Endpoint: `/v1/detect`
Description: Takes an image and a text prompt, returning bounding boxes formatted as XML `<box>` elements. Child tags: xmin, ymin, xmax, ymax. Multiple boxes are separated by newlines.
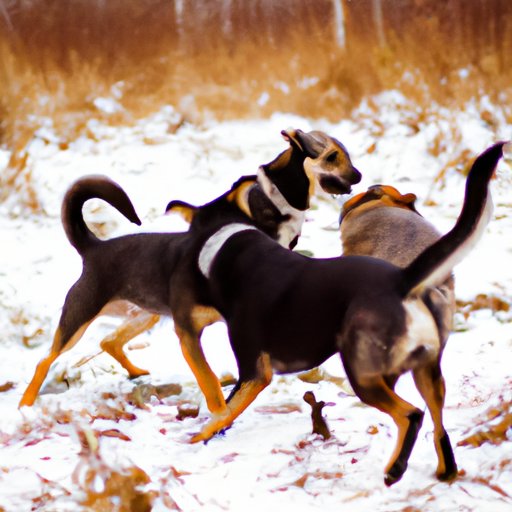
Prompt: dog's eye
<box><xmin>326</xmin><ymin>152</ymin><xmax>337</xmax><ymax>163</ymax></box>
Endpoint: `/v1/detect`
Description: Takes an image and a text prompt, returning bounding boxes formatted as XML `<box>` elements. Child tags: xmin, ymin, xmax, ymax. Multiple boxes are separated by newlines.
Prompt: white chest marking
<box><xmin>198</xmin><ymin>223</ymin><xmax>258</xmax><ymax>278</ymax></box>
<box><xmin>257</xmin><ymin>167</ymin><xmax>306</xmax><ymax>248</ymax></box>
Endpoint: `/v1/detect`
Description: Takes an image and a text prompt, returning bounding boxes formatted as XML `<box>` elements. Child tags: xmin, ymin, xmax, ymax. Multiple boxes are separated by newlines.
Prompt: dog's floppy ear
<box><xmin>165</xmin><ymin>200</ymin><xmax>198</xmax><ymax>223</ymax></box>
<box><xmin>281</xmin><ymin>128</ymin><xmax>305</xmax><ymax>152</ymax></box>
<box><xmin>375</xmin><ymin>185</ymin><xmax>418</xmax><ymax>211</ymax></box>
<box><xmin>287</xmin><ymin>129</ymin><xmax>329</xmax><ymax>158</ymax></box>
<box><xmin>226</xmin><ymin>178</ymin><xmax>256</xmax><ymax>218</ymax></box>
<box><xmin>399</xmin><ymin>192</ymin><xmax>418</xmax><ymax>210</ymax></box>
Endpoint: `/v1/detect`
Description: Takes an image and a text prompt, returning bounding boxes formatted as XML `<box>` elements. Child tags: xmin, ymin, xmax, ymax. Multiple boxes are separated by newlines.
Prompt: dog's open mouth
<box><xmin>318</xmin><ymin>174</ymin><xmax>353</xmax><ymax>195</ymax></box>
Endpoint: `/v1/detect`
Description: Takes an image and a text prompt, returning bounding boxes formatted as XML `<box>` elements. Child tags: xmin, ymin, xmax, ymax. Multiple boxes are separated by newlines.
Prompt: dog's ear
<box><xmin>226</xmin><ymin>179</ymin><xmax>255</xmax><ymax>218</ymax></box>
<box><xmin>281</xmin><ymin>128</ymin><xmax>305</xmax><ymax>152</ymax></box>
<box><xmin>165</xmin><ymin>200</ymin><xmax>198</xmax><ymax>223</ymax></box>
<box><xmin>376</xmin><ymin>185</ymin><xmax>418</xmax><ymax>210</ymax></box>
<box><xmin>400</xmin><ymin>192</ymin><xmax>417</xmax><ymax>206</ymax></box>
<box><xmin>291</xmin><ymin>130</ymin><xmax>330</xmax><ymax>158</ymax></box>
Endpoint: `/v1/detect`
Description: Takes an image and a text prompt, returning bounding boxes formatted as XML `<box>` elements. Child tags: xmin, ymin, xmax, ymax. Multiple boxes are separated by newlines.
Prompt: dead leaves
<box><xmin>176</xmin><ymin>404</ymin><xmax>200</xmax><ymax>420</ymax></box>
<box><xmin>457</xmin><ymin>293</ymin><xmax>510</xmax><ymax>318</ymax></box>
<box><xmin>73</xmin><ymin>426</ymin><xmax>154</xmax><ymax>511</ymax></box>
<box><xmin>0</xmin><ymin>381</ymin><xmax>15</xmax><ymax>393</ymax></box>
<box><xmin>125</xmin><ymin>382</ymin><xmax>182</xmax><ymax>409</ymax></box>
<box><xmin>254</xmin><ymin>403</ymin><xmax>302</xmax><ymax>415</ymax></box>
<box><xmin>458</xmin><ymin>401</ymin><xmax>512</xmax><ymax>448</ymax></box>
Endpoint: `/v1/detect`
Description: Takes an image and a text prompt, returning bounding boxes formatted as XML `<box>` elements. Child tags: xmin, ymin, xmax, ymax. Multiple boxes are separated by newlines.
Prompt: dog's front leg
<box><xmin>176</xmin><ymin>326</ymin><xmax>226</xmax><ymax>414</ymax></box>
<box><xmin>175</xmin><ymin>305</ymin><xmax>226</xmax><ymax>414</ymax></box>
<box><xmin>190</xmin><ymin>352</ymin><xmax>273</xmax><ymax>443</ymax></box>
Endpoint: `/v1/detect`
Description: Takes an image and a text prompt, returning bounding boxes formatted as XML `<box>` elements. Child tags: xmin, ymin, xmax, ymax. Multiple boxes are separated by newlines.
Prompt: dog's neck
<box><xmin>260</xmin><ymin>148</ymin><xmax>311</xmax><ymax>211</ymax></box>
<box><xmin>198</xmin><ymin>223</ymin><xmax>258</xmax><ymax>278</ymax></box>
<box><xmin>257</xmin><ymin>167</ymin><xmax>306</xmax><ymax>248</ymax></box>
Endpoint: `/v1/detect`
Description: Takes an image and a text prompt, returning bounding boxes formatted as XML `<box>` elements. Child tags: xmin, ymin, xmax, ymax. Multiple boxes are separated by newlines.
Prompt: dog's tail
<box><xmin>61</xmin><ymin>175</ymin><xmax>141</xmax><ymax>254</ymax></box>
<box><xmin>400</xmin><ymin>142</ymin><xmax>507</xmax><ymax>297</ymax></box>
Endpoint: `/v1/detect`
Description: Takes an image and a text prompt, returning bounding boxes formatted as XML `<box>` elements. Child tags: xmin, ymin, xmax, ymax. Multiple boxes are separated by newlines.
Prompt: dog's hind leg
<box><xmin>19</xmin><ymin>321</ymin><xmax>94</xmax><ymax>407</ymax></box>
<box><xmin>413</xmin><ymin>362</ymin><xmax>457</xmax><ymax>482</ymax></box>
<box><xmin>99</xmin><ymin>307</ymin><xmax>159</xmax><ymax>378</ymax></box>
<box><xmin>348</xmin><ymin>373</ymin><xmax>424</xmax><ymax>486</ymax></box>
<box><xmin>190</xmin><ymin>352</ymin><xmax>273</xmax><ymax>443</ymax></box>
<box><xmin>19</xmin><ymin>280</ymin><xmax>108</xmax><ymax>407</ymax></box>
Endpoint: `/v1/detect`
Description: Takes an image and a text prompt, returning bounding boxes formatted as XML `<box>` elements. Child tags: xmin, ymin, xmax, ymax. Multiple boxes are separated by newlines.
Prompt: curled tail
<box><xmin>61</xmin><ymin>175</ymin><xmax>141</xmax><ymax>255</ymax></box>
<box><xmin>401</xmin><ymin>142</ymin><xmax>507</xmax><ymax>296</ymax></box>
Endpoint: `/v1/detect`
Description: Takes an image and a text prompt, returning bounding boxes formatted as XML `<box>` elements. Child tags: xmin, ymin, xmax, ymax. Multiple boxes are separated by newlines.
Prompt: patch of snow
<box><xmin>0</xmin><ymin>96</ymin><xmax>511</xmax><ymax>510</ymax></box>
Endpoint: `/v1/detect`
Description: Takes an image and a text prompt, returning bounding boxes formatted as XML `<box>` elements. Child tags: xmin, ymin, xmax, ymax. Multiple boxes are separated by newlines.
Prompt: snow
<box><xmin>0</xmin><ymin>96</ymin><xmax>511</xmax><ymax>511</ymax></box>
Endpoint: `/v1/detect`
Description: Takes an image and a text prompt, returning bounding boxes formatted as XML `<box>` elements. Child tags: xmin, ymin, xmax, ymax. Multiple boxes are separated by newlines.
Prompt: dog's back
<box><xmin>342</xmin><ymin>206</ymin><xmax>441</xmax><ymax>267</ymax></box>
<box><xmin>340</xmin><ymin>186</ymin><xmax>455</xmax><ymax>346</ymax></box>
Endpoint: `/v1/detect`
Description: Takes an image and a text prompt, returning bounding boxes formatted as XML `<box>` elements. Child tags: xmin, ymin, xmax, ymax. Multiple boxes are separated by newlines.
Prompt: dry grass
<box><xmin>1</xmin><ymin>1</ymin><xmax>511</xmax><ymax>149</ymax></box>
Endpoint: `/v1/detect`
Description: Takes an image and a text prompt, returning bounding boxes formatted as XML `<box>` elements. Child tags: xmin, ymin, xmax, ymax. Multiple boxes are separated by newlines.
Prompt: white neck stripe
<box><xmin>257</xmin><ymin>167</ymin><xmax>306</xmax><ymax>248</ymax></box>
<box><xmin>198</xmin><ymin>223</ymin><xmax>258</xmax><ymax>278</ymax></box>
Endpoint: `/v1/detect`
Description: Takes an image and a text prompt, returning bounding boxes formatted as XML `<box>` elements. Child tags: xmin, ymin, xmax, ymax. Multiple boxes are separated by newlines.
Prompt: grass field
<box><xmin>1</xmin><ymin>0</ymin><xmax>512</xmax><ymax>150</ymax></box>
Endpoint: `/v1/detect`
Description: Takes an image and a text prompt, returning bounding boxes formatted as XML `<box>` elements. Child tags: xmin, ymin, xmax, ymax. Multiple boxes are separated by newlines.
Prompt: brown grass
<box><xmin>1</xmin><ymin>0</ymin><xmax>511</xmax><ymax>152</ymax></box>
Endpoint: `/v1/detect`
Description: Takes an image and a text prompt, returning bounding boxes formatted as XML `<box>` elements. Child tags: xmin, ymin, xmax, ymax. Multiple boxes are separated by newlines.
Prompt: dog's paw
<box><xmin>436</xmin><ymin>466</ymin><xmax>458</xmax><ymax>483</ymax></box>
<box><xmin>189</xmin><ymin>414</ymin><xmax>232</xmax><ymax>444</ymax></box>
<box><xmin>384</xmin><ymin>461</ymin><xmax>407</xmax><ymax>487</ymax></box>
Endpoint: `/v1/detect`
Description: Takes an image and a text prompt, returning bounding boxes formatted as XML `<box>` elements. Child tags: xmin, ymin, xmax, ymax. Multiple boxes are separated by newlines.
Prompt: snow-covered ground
<box><xmin>0</xmin><ymin>95</ymin><xmax>511</xmax><ymax>511</ymax></box>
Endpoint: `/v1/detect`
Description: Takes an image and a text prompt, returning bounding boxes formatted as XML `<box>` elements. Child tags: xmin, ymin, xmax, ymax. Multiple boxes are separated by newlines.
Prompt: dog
<box><xmin>19</xmin><ymin>128</ymin><xmax>361</xmax><ymax>409</ymax></box>
<box><xmin>165</xmin><ymin>142</ymin><xmax>505</xmax><ymax>485</ymax></box>
<box><xmin>340</xmin><ymin>184</ymin><xmax>455</xmax><ymax>353</ymax></box>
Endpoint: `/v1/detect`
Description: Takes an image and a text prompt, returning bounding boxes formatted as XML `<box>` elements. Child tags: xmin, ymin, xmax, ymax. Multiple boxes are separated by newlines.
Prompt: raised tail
<box><xmin>61</xmin><ymin>175</ymin><xmax>141</xmax><ymax>255</ymax></box>
<box><xmin>400</xmin><ymin>142</ymin><xmax>507</xmax><ymax>297</ymax></box>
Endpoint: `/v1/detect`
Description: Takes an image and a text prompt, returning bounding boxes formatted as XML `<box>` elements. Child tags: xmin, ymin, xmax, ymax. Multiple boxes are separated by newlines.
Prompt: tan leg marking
<box><xmin>176</xmin><ymin>306</ymin><xmax>225</xmax><ymax>413</ymax></box>
<box><xmin>100</xmin><ymin>311</ymin><xmax>159</xmax><ymax>378</ymax></box>
<box><xmin>19</xmin><ymin>321</ymin><xmax>92</xmax><ymax>407</ymax></box>
<box><xmin>191</xmin><ymin>352</ymin><xmax>273</xmax><ymax>443</ymax></box>
<box><xmin>413</xmin><ymin>366</ymin><xmax>457</xmax><ymax>480</ymax></box>
<box><xmin>353</xmin><ymin>375</ymin><xmax>421</xmax><ymax>476</ymax></box>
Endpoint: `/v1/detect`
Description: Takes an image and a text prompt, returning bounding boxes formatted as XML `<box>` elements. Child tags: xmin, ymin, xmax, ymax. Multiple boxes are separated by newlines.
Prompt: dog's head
<box><xmin>340</xmin><ymin>184</ymin><xmax>419</xmax><ymax>224</ymax></box>
<box><xmin>261</xmin><ymin>129</ymin><xmax>362</xmax><ymax>210</ymax></box>
<box><xmin>166</xmin><ymin>175</ymin><xmax>293</xmax><ymax>246</ymax></box>
<box><xmin>289</xmin><ymin>129</ymin><xmax>362</xmax><ymax>195</ymax></box>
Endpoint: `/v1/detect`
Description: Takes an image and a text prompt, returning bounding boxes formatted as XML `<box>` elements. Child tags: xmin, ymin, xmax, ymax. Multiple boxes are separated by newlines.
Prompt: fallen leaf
<box><xmin>0</xmin><ymin>382</ymin><xmax>15</xmax><ymax>393</ymax></box>
<box><xmin>100</xmin><ymin>429</ymin><xmax>131</xmax><ymax>441</ymax></box>
<box><xmin>220</xmin><ymin>452</ymin><xmax>239</xmax><ymax>463</ymax></box>
<box><xmin>176</xmin><ymin>404</ymin><xmax>200</xmax><ymax>420</ymax></box>
<box><xmin>255</xmin><ymin>403</ymin><xmax>302</xmax><ymax>414</ymax></box>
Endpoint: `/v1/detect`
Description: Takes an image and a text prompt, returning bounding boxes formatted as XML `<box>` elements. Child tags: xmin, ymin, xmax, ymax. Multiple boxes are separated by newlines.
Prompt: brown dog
<box><xmin>340</xmin><ymin>184</ymin><xmax>455</xmax><ymax>351</ymax></box>
<box><xmin>19</xmin><ymin>128</ymin><xmax>361</xmax><ymax>409</ymax></box>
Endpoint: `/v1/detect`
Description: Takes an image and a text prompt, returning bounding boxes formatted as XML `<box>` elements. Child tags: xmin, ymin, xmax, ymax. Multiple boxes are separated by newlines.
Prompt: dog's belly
<box><xmin>271</xmin><ymin>357</ymin><xmax>323</xmax><ymax>374</ymax></box>
<box><xmin>268</xmin><ymin>342</ymin><xmax>336</xmax><ymax>375</ymax></box>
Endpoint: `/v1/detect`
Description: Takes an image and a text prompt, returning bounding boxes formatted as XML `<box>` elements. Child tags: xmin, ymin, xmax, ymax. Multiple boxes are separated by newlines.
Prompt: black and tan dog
<box><xmin>166</xmin><ymin>143</ymin><xmax>505</xmax><ymax>485</ymax></box>
<box><xmin>19</xmin><ymin>128</ymin><xmax>361</xmax><ymax>409</ymax></box>
<box><xmin>340</xmin><ymin>184</ymin><xmax>455</xmax><ymax>349</ymax></box>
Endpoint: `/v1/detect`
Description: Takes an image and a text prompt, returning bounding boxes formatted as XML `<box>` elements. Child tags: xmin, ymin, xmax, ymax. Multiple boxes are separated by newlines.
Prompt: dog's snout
<box><xmin>351</xmin><ymin>166</ymin><xmax>362</xmax><ymax>184</ymax></box>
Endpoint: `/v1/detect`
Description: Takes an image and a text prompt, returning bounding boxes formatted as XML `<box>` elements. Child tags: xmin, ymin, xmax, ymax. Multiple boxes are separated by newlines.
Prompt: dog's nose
<box><xmin>351</xmin><ymin>166</ymin><xmax>362</xmax><ymax>184</ymax></box>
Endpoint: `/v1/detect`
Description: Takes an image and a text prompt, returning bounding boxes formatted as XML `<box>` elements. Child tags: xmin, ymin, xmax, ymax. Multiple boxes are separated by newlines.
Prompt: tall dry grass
<box><xmin>0</xmin><ymin>0</ymin><xmax>511</xmax><ymax>150</ymax></box>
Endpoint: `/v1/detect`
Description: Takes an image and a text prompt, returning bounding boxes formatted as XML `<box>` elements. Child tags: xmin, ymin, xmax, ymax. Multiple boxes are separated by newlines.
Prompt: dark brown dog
<box><xmin>19</xmin><ymin>128</ymin><xmax>361</xmax><ymax>410</ymax></box>
<box><xmin>166</xmin><ymin>143</ymin><xmax>504</xmax><ymax>485</ymax></box>
<box><xmin>340</xmin><ymin>184</ymin><xmax>455</xmax><ymax>351</ymax></box>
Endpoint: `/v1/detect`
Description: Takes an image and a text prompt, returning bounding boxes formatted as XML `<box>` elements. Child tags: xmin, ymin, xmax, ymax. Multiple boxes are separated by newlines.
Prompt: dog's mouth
<box><xmin>318</xmin><ymin>174</ymin><xmax>354</xmax><ymax>195</ymax></box>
